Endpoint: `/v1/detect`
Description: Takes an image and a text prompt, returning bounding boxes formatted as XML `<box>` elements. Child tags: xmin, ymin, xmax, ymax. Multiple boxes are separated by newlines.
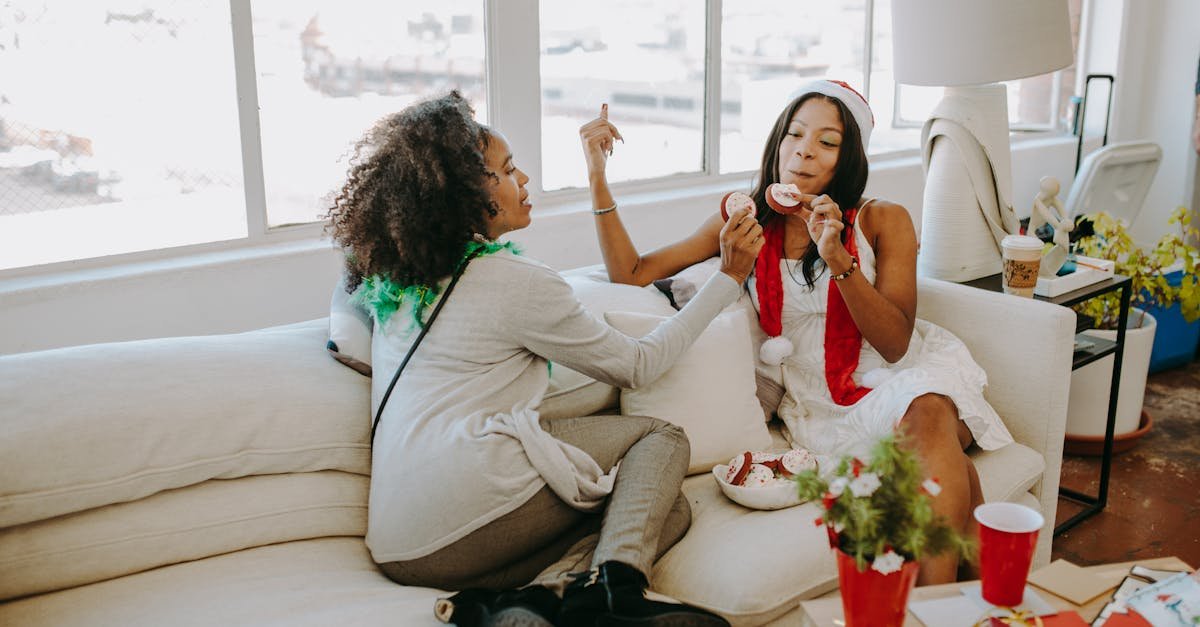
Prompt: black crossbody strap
<box><xmin>370</xmin><ymin>249</ymin><xmax>482</xmax><ymax>443</ymax></box>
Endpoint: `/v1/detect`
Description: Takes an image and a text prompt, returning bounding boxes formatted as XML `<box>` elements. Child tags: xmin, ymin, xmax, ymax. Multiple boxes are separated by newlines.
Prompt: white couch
<box><xmin>0</xmin><ymin>275</ymin><xmax>1075</xmax><ymax>626</ymax></box>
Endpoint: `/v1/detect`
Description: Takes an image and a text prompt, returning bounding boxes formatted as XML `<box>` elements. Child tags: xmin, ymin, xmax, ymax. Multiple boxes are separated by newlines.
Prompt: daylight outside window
<box><xmin>719</xmin><ymin>0</ymin><xmax>866</xmax><ymax>173</ymax></box>
<box><xmin>251</xmin><ymin>0</ymin><xmax>486</xmax><ymax>227</ymax></box>
<box><xmin>0</xmin><ymin>2</ymin><xmax>244</xmax><ymax>270</ymax></box>
<box><xmin>0</xmin><ymin>0</ymin><xmax>1085</xmax><ymax>273</ymax></box>
<box><xmin>539</xmin><ymin>0</ymin><xmax>705</xmax><ymax>191</ymax></box>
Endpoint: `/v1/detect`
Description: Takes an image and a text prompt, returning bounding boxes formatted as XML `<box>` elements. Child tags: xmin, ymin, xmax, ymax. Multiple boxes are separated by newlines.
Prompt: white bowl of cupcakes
<box><xmin>711</xmin><ymin>449</ymin><xmax>817</xmax><ymax>511</ymax></box>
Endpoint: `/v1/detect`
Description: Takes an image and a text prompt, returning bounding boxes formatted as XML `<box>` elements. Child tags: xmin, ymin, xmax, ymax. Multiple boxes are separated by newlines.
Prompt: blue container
<box><xmin>1143</xmin><ymin>270</ymin><xmax>1200</xmax><ymax>373</ymax></box>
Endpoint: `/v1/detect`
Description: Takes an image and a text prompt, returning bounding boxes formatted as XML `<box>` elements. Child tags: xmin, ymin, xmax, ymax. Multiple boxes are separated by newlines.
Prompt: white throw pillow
<box><xmin>0</xmin><ymin>322</ymin><xmax>370</xmax><ymax>529</ymax></box>
<box><xmin>328</xmin><ymin>275</ymin><xmax>373</xmax><ymax>377</ymax></box>
<box><xmin>541</xmin><ymin>271</ymin><xmax>678</xmax><ymax>420</ymax></box>
<box><xmin>603</xmin><ymin>309</ymin><xmax>771</xmax><ymax>474</ymax></box>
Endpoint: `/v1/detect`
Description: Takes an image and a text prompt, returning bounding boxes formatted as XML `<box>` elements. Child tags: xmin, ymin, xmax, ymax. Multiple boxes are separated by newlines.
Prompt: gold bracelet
<box><xmin>831</xmin><ymin>256</ymin><xmax>858</xmax><ymax>281</ymax></box>
<box><xmin>593</xmin><ymin>203</ymin><xmax>617</xmax><ymax>216</ymax></box>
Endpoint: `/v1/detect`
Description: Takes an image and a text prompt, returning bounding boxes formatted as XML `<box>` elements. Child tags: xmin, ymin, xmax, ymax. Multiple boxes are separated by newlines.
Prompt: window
<box><xmin>0</xmin><ymin>0</ymin><xmax>1082</xmax><ymax>272</ymax></box>
<box><xmin>0</xmin><ymin>2</ymin><xmax>244</xmax><ymax>270</ymax></box>
<box><xmin>539</xmin><ymin>0</ymin><xmax>705</xmax><ymax>191</ymax></box>
<box><xmin>250</xmin><ymin>1</ymin><xmax>486</xmax><ymax>227</ymax></box>
<box><xmin>719</xmin><ymin>0</ymin><xmax>867</xmax><ymax>174</ymax></box>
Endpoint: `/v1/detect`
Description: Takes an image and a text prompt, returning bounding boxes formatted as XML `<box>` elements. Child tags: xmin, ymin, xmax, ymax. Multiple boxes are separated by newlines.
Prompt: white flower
<box><xmin>922</xmin><ymin>478</ymin><xmax>943</xmax><ymax>496</ymax></box>
<box><xmin>872</xmin><ymin>550</ymin><xmax>905</xmax><ymax>575</ymax></box>
<box><xmin>828</xmin><ymin>476</ymin><xmax>850</xmax><ymax>497</ymax></box>
<box><xmin>849</xmin><ymin>472</ymin><xmax>881</xmax><ymax>497</ymax></box>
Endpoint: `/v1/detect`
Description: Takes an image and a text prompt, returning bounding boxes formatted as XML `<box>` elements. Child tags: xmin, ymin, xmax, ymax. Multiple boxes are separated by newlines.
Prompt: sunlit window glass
<box><xmin>0</xmin><ymin>2</ymin><xmax>243</xmax><ymax>270</ymax></box>
<box><xmin>252</xmin><ymin>0</ymin><xmax>486</xmax><ymax>227</ymax></box>
<box><xmin>719</xmin><ymin>0</ymin><xmax>866</xmax><ymax>173</ymax></box>
<box><xmin>540</xmin><ymin>0</ymin><xmax>705</xmax><ymax>191</ymax></box>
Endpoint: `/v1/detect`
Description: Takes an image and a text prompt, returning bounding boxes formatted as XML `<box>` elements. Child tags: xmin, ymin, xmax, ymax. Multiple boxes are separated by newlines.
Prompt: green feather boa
<box><xmin>352</xmin><ymin>239</ymin><xmax>521</xmax><ymax>329</ymax></box>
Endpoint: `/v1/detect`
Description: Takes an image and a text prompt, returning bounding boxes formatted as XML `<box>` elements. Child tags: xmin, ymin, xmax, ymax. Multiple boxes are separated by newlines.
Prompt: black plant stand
<box><xmin>963</xmin><ymin>273</ymin><xmax>1133</xmax><ymax>535</ymax></box>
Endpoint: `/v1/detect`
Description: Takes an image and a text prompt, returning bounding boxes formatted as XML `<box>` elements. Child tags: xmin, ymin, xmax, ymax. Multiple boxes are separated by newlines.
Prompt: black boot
<box><xmin>434</xmin><ymin>585</ymin><xmax>560</xmax><ymax>627</ymax></box>
<box><xmin>558</xmin><ymin>561</ymin><xmax>729</xmax><ymax>627</ymax></box>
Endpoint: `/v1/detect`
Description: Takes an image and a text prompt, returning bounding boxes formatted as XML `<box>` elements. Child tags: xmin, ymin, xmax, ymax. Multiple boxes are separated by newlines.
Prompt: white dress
<box><xmin>748</xmin><ymin>209</ymin><xmax>1014</xmax><ymax>461</ymax></box>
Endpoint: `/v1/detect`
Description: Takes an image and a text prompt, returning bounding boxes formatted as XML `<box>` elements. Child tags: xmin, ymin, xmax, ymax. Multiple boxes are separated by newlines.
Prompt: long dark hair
<box><xmin>326</xmin><ymin>91</ymin><xmax>497</xmax><ymax>291</ymax></box>
<box><xmin>750</xmin><ymin>92</ymin><xmax>869</xmax><ymax>286</ymax></box>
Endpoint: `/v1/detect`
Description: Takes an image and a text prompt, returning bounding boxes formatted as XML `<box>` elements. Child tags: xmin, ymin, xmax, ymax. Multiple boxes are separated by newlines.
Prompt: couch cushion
<box><xmin>605</xmin><ymin>309</ymin><xmax>772</xmax><ymax>475</ymax></box>
<box><xmin>540</xmin><ymin>270</ymin><xmax>678</xmax><ymax>420</ymax></box>
<box><xmin>328</xmin><ymin>275</ymin><xmax>374</xmax><ymax>377</ymax></box>
<box><xmin>0</xmin><ymin>471</ymin><xmax>368</xmax><ymax>601</ymax></box>
<box><xmin>971</xmin><ymin>442</ymin><xmax>1046</xmax><ymax>503</ymax></box>
<box><xmin>653</xmin><ymin>473</ymin><xmax>837</xmax><ymax>625</ymax></box>
<box><xmin>0</xmin><ymin>537</ymin><xmax>442</xmax><ymax>627</ymax></box>
<box><xmin>0</xmin><ymin>323</ymin><xmax>370</xmax><ymax>528</ymax></box>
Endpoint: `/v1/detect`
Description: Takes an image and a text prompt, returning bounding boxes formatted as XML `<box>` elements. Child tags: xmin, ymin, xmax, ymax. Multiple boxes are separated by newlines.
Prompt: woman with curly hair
<box><xmin>326</xmin><ymin>91</ymin><xmax>761</xmax><ymax>627</ymax></box>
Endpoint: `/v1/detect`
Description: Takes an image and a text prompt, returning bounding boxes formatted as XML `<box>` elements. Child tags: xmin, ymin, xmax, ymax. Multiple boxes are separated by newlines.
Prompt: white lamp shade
<box><xmin>891</xmin><ymin>0</ymin><xmax>1073</xmax><ymax>86</ymax></box>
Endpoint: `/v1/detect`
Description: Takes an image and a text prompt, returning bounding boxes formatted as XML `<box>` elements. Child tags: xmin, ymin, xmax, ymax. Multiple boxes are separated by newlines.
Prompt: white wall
<box><xmin>0</xmin><ymin>137</ymin><xmax>1086</xmax><ymax>356</ymax></box>
<box><xmin>1104</xmin><ymin>0</ymin><xmax>1199</xmax><ymax>247</ymax></box>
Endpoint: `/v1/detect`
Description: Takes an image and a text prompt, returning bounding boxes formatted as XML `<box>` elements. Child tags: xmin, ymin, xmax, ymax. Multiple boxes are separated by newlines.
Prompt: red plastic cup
<box><xmin>974</xmin><ymin>503</ymin><xmax>1044</xmax><ymax>607</ymax></box>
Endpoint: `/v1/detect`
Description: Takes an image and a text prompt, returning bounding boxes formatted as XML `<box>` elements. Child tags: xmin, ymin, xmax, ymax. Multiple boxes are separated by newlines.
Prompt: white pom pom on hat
<box><xmin>759</xmin><ymin>336</ymin><xmax>794</xmax><ymax>366</ymax></box>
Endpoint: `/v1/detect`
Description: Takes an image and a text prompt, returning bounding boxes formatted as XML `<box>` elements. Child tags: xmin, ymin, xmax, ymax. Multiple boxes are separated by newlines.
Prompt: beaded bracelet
<box><xmin>593</xmin><ymin>203</ymin><xmax>617</xmax><ymax>216</ymax></box>
<box><xmin>831</xmin><ymin>256</ymin><xmax>859</xmax><ymax>281</ymax></box>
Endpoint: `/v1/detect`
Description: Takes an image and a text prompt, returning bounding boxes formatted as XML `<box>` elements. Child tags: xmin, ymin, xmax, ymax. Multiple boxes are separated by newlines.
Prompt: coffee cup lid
<box><xmin>1001</xmin><ymin>234</ymin><xmax>1044</xmax><ymax>251</ymax></box>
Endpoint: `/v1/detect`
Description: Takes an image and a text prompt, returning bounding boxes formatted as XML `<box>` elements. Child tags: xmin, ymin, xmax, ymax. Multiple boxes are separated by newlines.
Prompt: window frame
<box><xmin>0</xmin><ymin>0</ymin><xmax>1079</xmax><ymax>279</ymax></box>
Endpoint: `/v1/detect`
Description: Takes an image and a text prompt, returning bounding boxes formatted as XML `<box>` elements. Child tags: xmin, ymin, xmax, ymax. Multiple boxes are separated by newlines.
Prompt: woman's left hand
<box><xmin>806</xmin><ymin>195</ymin><xmax>846</xmax><ymax>261</ymax></box>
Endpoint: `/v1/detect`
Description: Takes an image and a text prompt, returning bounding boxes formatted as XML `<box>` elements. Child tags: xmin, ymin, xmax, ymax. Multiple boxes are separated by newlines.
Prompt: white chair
<box><xmin>1064</xmin><ymin>141</ymin><xmax>1162</xmax><ymax>223</ymax></box>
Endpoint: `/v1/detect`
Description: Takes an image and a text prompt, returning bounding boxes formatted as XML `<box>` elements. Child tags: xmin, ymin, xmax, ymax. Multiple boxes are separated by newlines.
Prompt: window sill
<box><xmin>0</xmin><ymin>236</ymin><xmax>336</xmax><ymax>304</ymax></box>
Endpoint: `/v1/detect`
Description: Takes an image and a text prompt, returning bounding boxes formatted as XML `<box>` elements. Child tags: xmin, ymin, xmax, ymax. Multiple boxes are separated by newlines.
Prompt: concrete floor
<box><xmin>1052</xmin><ymin>358</ymin><xmax>1200</xmax><ymax>568</ymax></box>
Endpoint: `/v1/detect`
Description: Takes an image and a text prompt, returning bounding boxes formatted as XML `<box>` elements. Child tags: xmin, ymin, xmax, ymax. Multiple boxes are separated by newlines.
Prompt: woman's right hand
<box><xmin>578</xmin><ymin>104</ymin><xmax>624</xmax><ymax>181</ymax></box>
<box><xmin>718</xmin><ymin>207</ymin><xmax>764</xmax><ymax>284</ymax></box>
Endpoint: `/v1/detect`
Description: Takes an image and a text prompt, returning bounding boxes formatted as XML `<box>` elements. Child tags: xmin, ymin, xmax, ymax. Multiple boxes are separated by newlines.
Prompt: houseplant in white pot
<box><xmin>1066</xmin><ymin>206</ymin><xmax>1199</xmax><ymax>453</ymax></box>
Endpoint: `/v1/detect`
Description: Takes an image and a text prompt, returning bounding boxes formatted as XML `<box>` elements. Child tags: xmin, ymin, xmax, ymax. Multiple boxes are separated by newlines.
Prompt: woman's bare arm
<box><xmin>820</xmin><ymin>201</ymin><xmax>918</xmax><ymax>363</ymax></box>
<box><xmin>581</xmin><ymin>105</ymin><xmax>723</xmax><ymax>286</ymax></box>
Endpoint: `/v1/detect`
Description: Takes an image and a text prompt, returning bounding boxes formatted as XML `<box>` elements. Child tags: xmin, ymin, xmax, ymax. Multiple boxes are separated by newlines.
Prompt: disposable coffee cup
<box><xmin>974</xmin><ymin>503</ymin><xmax>1044</xmax><ymax>607</ymax></box>
<box><xmin>1000</xmin><ymin>235</ymin><xmax>1044</xmax><ymax>297</ymax></box>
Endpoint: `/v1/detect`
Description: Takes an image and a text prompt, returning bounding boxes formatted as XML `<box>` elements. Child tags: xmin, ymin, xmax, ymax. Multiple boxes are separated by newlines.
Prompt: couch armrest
<box><xmin>915</xmin><ymin>278</ymin><xmax>1074</xmax><ymax>566</ymax></box>
<box><xmin>0</xmin><ymin>319</ymin><xmax>370</xmax><ymax>528</ymax></box>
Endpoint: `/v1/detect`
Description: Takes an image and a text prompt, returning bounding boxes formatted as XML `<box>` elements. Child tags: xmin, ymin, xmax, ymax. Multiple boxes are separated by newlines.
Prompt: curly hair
<box><xmin>326</xmin><ymin>90</ymin><xmax>498</xmax><ymax>291</ymax></box>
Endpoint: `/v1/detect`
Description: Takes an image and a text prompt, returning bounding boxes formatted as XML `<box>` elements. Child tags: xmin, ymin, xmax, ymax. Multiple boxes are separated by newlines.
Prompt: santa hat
<box><xmin>788</xmin><ymin>79</ymin><xmax>874</xmax><ymax>153</ymax></box>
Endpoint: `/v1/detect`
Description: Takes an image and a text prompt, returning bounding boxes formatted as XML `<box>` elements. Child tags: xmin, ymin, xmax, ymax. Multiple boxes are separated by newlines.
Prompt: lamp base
<box><xmin>917</xmin><ymin>84</ymin><xmax>1018</xmax><ymax>283</ymax></box>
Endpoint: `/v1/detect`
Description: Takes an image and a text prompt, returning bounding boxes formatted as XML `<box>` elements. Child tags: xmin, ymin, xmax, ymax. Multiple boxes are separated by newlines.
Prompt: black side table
<box><xmin>963</xmin><ymin>273</ymin><xmax>1133</xmax><ymax>535</ymax></box>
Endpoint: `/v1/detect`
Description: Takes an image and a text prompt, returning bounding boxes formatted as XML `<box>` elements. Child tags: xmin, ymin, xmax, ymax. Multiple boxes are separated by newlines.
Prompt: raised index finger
<box><xmin>600</xmin><ymin>103</ymin><xmax>608</xmax><ymax>121</ymax></box>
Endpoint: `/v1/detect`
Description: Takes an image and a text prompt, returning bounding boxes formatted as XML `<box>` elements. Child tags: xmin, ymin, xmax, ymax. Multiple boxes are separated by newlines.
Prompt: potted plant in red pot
<box><xmin>794</xmin><ymin>436</ymin><xmax>972</xmax><ymax>627</ymax></box>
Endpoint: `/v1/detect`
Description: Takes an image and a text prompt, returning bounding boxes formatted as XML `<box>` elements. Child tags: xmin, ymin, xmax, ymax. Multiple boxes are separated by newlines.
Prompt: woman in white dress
<box><xmin>579</xmin><ymin>80</ymin><xmax>1013</xmax><ymax>585</ymax></box>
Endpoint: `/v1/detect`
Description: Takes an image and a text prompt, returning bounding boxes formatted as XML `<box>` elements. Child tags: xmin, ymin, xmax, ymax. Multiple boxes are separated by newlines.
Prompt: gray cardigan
<box><xmin>365</xmin><ymin>251</ymin><xmax>741</xmax><ymax>562</ymax></box>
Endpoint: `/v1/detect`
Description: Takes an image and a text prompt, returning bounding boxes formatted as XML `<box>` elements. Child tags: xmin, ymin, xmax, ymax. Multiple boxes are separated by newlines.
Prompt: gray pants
<box><xmin>378</xmin><ymin>414</ymin><xmax>692</xmax><ymax>592</ymax></box>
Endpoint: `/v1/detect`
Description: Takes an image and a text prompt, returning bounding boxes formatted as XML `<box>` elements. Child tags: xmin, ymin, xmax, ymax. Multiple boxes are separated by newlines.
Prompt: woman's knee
<box><xmin>634</xmin><ymin>416</ymin><xmax>690</xmax><ymax>452</ymax></box>
<box><xmin>899</xmin><ymin>394</ymin><xmax>959</xmax><ymax>441</ymax></box>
